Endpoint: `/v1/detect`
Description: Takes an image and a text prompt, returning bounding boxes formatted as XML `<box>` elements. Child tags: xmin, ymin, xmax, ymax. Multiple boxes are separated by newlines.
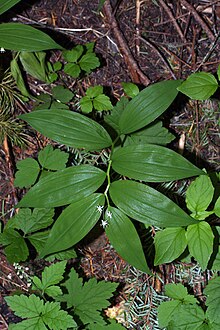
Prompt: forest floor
<box><xmin>0</xmin><ymin>0</ymin><xmax>220</xmax><ymax>329</ymax></box>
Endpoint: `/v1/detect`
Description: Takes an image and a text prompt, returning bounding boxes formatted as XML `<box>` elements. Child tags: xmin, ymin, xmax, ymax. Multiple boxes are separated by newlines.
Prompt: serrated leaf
<box><xmin>5</xmin><ymin>294</ymin><xmax>44</xmax><ymax>319</ymax></box>
<box><xmin>42</xmin><ymin>301</ymin><xmax>77</xmax><ymax>329</ymax></box>
<box><xmin>10</xmin><ymin>59</ymin><xmax>30</xmax><ymax>97</ymax></box>
<box><xmin>124</xmin><ymin>121</ymin><xmax>175</xmax><ymax>146</ymax></box>
<box><xmin>186</xmin><ymin>221</ymin><xmax>214</xmax><ymax>269</ymax></box>
<box><xmin>211</xmin><ymin>247</ymin><xmax>220</xmax><ymax>271</ymax></box>
<box><xmin>119</xmin><ymin>80</ymin><xmax>181</xmax><ymax>134</ymax></box>
<box><xmin>109</xmin><ymin>180</ymin><xmax>197</xmax><ymax>227</ymax></box>
<box><xmin>104</xmin><ymin>96</ymin><xmax>129</xmax><ymax>134</ymax></box>
<box><xmin>204</xmin><ymin>277</ymin><xmax>220</xmax><ymax>324</ymax></box>
<box><xmin>79</xmin><ymin>52</ymin><xmax>100</xmax><ymax>72</ymax></box>
<box><xmin>38</xmin><ymin>145</ymin><xmax>68</xmax><ymax>170</ymax></box>
<box><xmin>45</xmin><ymin>248</ymin><xmax>77</xmax><ymax>262</ymax></box>
<box><xmin>28</xmin><ymin>231</ymin><xmax>49</xmax><ymax>253</ymax></box>
<box><xmin>40</xmin><ymin>194</ymin><xmax>105</xmax><ymax>257</ymax></box>
<box><xmin>41</xmin><ymin>261</ymin><xmax>67</xmax><ymax>288</ymax></box>
<box><xmin>8</xmin><ymin>318</ymin><xmax>47</xmax><ymax>329</ymax></box>
<box><xmin>12</xmin><ymin>208</ymin><xmax>54</xmax><ymax>234</ymax></box>
<box><xmin>17</xmin><ymin>165</ymin><xmax>106</xmax><ymax>208</ymax></box>
<box><xmin>121</xmin><ymin>82</ymin><xmax>139</xmax><ymax>98</ymax></box>
<box><xmin>14</xmin><ymin>158</ymin><xmax>40</xmax><ymax>188</ymax></box>
<box><xmin>165</xmin><ymin>283</ymin><xmax>197</xmax><ymax>304</ymax></box>
<box><xmin>20</xmin><ymin>109</ymin><xmax>112</xmax><ymax>151</ymax></box>
<box><xmin>44</xmin><ymin>286</ymin><xmax>62</xmax><ymax>297</ymax></box>
<box><xmin>112</xmin><ymin>144</ymin><xmax>203</xmax><ymax>182</ymax></box>
<box><xmin>93</xmin><ymin>94</ymin><xmax>113</xmax><ymax>111</ymax></box>
<box><xmin>186</xmin><ymin>175</ymin><xmax>214</xmax><ymax>215</ymax></box>
<box><xmin>61</xmin><ymin>268</ymin><xmax>118</xmax><ymax>325</ymax></box>
<box><xmin>105</xmin><ymin>207</ymin><xmax>150</xmax><ymax>273</ymax></box>
<box><xmin>177</xmin><ymin>72</ymin><xmax>218</xmax><ymax>100</ymax></box>
<box><xmin>86</xmin><ymin>85</ymin><xmax>103</xmax><ymax>98</ymax></box>
<box><xmin>52</xmin><ymin>86</ymin><xmax>74</xmax><ymax>103</ymax></box>
<box><xmin>64</xmin><ymin>63</ymin><xmax>81</xmax><ymax>77</ymax></box>
<box><xmin>88</xmin><ymin>321</ymin><xmax>126</xmax><ymax>329</ymax></box>
<box><xmin>0</xmin><ymin>0</ymin><xmax>21</xmax><ymax>15</ymax></box>
<box><xmin>214</xmin><ymin>196</ymin><xmax>220</xmax><ymax>217</ymax></box>
<box><xmin>154</xmin><ymin>227</ymin><xmax>187</xmax><ymax>265</ymax></box>
<box><xmin>62</xmin><ymin>45</ymin><xmax>84</xmax><ymax>62</ymax></box>
<box><xmin>171</xmin><ymin>304</ymin><xmax>206</xmax><ymax>329</ymax></box>
<box><xmin>80</xmin><ymin>96</ymin><xmax>93</xmax><ymax>113</ymax></box>
<box><xmin>158</xmin><ymin>300</ymin><xmax>181</xmax><ymax>328</ymax></box>
<box><xmin>0</xmin><ymin>229</ymin><xmax>29</xmax><ymax>263</ymax></box>
<box><xmin>0</xmin><ymin>23</ymin><xmax>63</xmax><ymax>51</ymax></box>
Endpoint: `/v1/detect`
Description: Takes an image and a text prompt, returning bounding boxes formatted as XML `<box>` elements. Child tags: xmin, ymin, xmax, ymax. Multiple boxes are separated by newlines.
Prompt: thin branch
<box><xmin>103</xmin><ymin>0</ymin><xmax>150</xmax><ymax>85</ymax></box>
<box><xmin>180</xmin><ymin>0</ymin><xmax>215</xmax><ymax>41</ymax></box>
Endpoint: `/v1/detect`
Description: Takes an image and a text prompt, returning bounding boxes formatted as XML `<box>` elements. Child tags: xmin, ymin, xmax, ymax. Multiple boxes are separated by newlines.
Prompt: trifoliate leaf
<box><xmin>62</xmin><ymin>45</ymin><xmax>83</xmax><ymax>62</ymax></box>
<box><xmin>177</xmin><ymin>72</ymin><xmax>218</xmax><ymax>100</ymax></box>
<box><xmin>79</xmin><ymin>52</ymin><xmax>100</xmax><ymax>72</ymax></box>
<box><xmin>60</xmin><ymin>268</ymin><xmax>118</xmax><ymax>325</ymax></box>
<box><xmin>28</xmin><ymin>230</ymin><xmax>49</xmax><ymax>253</ymax></box>
<box><xmin>5</xmin><ymin>294</ymin><xmax>44</xmax><ymax>319</ymax></box>
<box><xmin>64</xmin><ymin>63</ymin><xmax>80</xmax><ymax>78</ymax></box>
<box><xmin>42</xmin><ymin>301</ymin><xmax>77</xmax><ymax>329</ymax></box>
<box><xmin>121</xmin><ymin>82</ymin><xmax>139</xmax><ymax>98</ymax></box>
<box><xmin>10</xmin><ymin>208</ymin><xmax>54</xmax><ymax>234</ymax></box>
<box><xmin>186</xmin><ymin>221</ymin><xmax>214</xmax><ymax>269</ymax></box>
<box><xmin>0</xmin><ymin>229</ymin><xmax>28</xmax><ymax>263</ymax></box>
<box><xmin>38</xmin><ymin>145</ymin><xmax>68</xmax><ymax>170</ymax></box>
<box><xmin>154</xmin><ymin>227</ymin><xmax>187</xmax><ymax>265</ymax></box>
<box><xmin>165</xmin><ymin>283</ymin><xmax>197</xmax><ymax>304</ymax></box>
<box><xmin>93</xmin><ymin>94</ymin><xmax>113</xmax><ymax>111</ymax></box>
<box><xmin>158</xmin><ymin>300</ymin><xmax>181</xmax><ymax>328</ymax></box>
<box><xmin>204</xmin><ymin>277</ymin><xmax>220</xmax><ymax>324</ymax></box>
<box><xmin>14</xmin><ymin>158</ymin><xmax>40</xmax><ymax>188</ymax></box>
<box><xmin>52</xmin><ymin>86</ymin><xmax>74</xmax><ymax>103</ymax></box>
<box><xmin>186</xmin><ymin>175</ymin><xmax>214</xmax><ymax>216</ymax></box>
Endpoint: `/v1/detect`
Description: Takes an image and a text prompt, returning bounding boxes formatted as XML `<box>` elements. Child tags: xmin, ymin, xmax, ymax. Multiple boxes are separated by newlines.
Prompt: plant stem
<box><xmin>104</xmin><ymin>159</ymin><xmax>112</xmax><ymax>207</ymax></box>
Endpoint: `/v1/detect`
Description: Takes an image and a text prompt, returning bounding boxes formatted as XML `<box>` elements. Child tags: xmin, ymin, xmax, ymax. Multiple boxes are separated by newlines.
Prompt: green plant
<box><xmin>80</xmin><ymin>85</ymin><xmax>113</xmax><ymax>113</ymax></box>
<box><xmin>158</xmin><ymin>279</ymin><xmax>220</xmax><ymax>329</ymax></box>
<box><xmin>5</xmin><ymin>261</ymin><xmax>125</xmax><ymax>329</ymax></box>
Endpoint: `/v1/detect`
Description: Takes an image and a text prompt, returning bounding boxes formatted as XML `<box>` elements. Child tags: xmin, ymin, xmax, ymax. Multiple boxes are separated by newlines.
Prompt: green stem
<box><xmin>104</xmin><ymin>159</ymin><xmax>112</xmax><ymax>207</ymax></box>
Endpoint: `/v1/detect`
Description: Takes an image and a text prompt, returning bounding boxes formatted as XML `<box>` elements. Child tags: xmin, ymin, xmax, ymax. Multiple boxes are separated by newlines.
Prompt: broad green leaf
<box><xmin>186</xmin><ymin>175</ymin><xmax>214</xmax><ymax>215</ymax></box>
<box><xmin>214</xmin><ymin>196</ymin><xmax>220</xmax><ymax>217</ymax></box>
<box><xmin>11</xmin><ymin>208</ymin><xmax>54</xmax><ymax>234</ymax></box>
<box><xmin>154</xmin><ymin>227</ymin><xmax>187</xmax><ymax>265</ymax></box>
<box><xmin>0</xmin><ymin>229</ymin><xmax>28</xmax><ymax>263</ymax></box>
<box><xmin>38</xmin><ymin>145</ymin><xmax>68</xmax><ymax>170</ymax></box>
<box><xmin>158</xmin><ymin>300</ymin><xmax>181</xmax><ymax>328</ymax></box>
<box><xmin>10</xmin><ymin>59</ymin><xmax>30</xmax><ymax>97</ymax></box>
<box><xmin>8</xmin><ymin>317</ymin><xmax>47</xmax><ymax>329</ymax></box>
<box><xmin>60</xmin><ymin>268</ymin><xmax>118</xmax><ymax>325</ymax></box>
<box><xmin>42</xmin><ymin>301</ymin><xmax>77</xmax><ymax>329</ymax></box>
<box><xmin>40</xmin><ymin>194</ymin><xmax>105</xmax><ymax>257</ymax></box>
<box><xmin>112</xmin><ymin>144</ymin><xmax>203</xmax><ymax>182</ymax></box>
<box><xmin>119</xmin><ymin>80</ymin><xmax>181</xmax><ymax>134</ymax></box>
<box><xmin>62</xmin><ymin>46</ymin><xmax>83</xmax><ymax>62</ymax></box>
<box><xmin>177</xmin><ymin>72</ymin><xmax>218</xmax><ymax>100</ymax></box>
<box><xmin>88</xmin><ymin>321</ymin><xmax>126</xmax><ymax>329</ymax></box>
<box><xmin>45</xmin><ymin>248</ymin><xmax>77</xmax><ymax>262</ymax></box>
<box><xmin>52</xmin><ymin>86</ymin><xmax>74</xmax><ymax>103</ymax></box>
<box><xmin>0</xmin><ymin>0</ymin><xmax>21</xmax><ymax>15</ymax></box>
<box><xmin>28</xmin><ymin>231</ymin><xmax>49</xmax><ymax>253</ymax></box>
<box><xmin>121</xmin><ymin>82</ymin><xmax>139</xmax><ymax>98</ymax></box>
<box><xmin>109</xmin><ymin>180</ymin><xmax>197</xmax><ymax>227</ymax></box>
<box><xmin>186</xmin><ymin>221</ymin><xmax>214</xmax><ymax>269</ymax></box>
<box><xmin>17</xmin><ymin>165</ymin><xmax>106</xmax><ymax>208</ymax></box>
<box><xmin>86</xmin><ymin>85</ymin><xmax>103</xmax><ymax>98</ymax></box>
<box><xmin>80</xmin><ymin>96</ymin><xmax>93</xmax><ymax>113</ymax></box>
<box><xmin>93</xmin><ymin>94</ymin><xmax>113</xmax><ymax>111</ymax></box>
<box><xmin>105</xmin><ymin>207</ymin><xmax>150</xmax><ymax>273</ymax></box>
<box><xmin>79</xmin><ymin>52</ymin><xmax>100</xmax><ymax>72</ymax></box>
<box><xmin>64</xmin><ymin>63</ymin><xmax>80</xmax><ymax>77</ymax></box>
<box><xmin>204</xmin><ymin>277</ymin><xmax>220</xmax><ymax>324</ymax></box>
<box><xmin>124</xmin><ymin>121</ymin><xmax>175</xmax><ymax>146</ymax></box>
<box><xmin>0</xmin><ymin>23</ymin><xmax>63</xmax><ymax>51</ymax></box>
<box><xmin>104</xmin><ymin>97</ymin><xmax>129</xmax><ymax>134</ymax></box>
<box><xmin>171</xmin><ymin>304</ymin><xmax>206</xmax><ymax>329</ymax></box>
<box><xmin>20</xmin><ymin>109</ymin><xmax>112</xmax><ymax>151</ymax></box>
<box><xmin>165</xmin><ymin>283</ymin><xmax>197</xmax><ymax>304</ymax></box>
<box><xmin>211</xmin><ymin>247</ymin><xmax>220</xmax><ymax>271</ymax></box>
<box><xmin>19</xmin><ymin>51</ymin><xmax>47</xmax><ymax>81</ymax></box>
<box><xmin>14</xmin><ymin>158</ymin><xmax>40</xmax><ymax>188</ymax></box>
<box><xmin>5</xmin><ymin>294</ymin><xmax>44</xmax><ymax>319</ymax></box>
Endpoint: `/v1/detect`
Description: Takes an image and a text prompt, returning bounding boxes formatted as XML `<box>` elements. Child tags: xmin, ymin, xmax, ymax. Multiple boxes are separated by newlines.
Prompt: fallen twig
<box><xmin>103</xmin><ymin>0</ymin><xmax>150</xmax><ymax>85</ymax></box>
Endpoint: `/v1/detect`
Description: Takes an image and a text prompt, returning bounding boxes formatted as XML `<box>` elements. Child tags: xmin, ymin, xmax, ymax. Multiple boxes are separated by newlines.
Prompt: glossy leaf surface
<box><xmin>20</xmin><ymin>109</ymin><xmax>112</xmax><ymax>151</ymax></box>
<box><xmin>119</xmin><ymin>80</ymin><xmax>181</xmax><ymax>134</ymax></box>
<box><xmin>154</xmin><ymin>227</ymin><xmax>187</xmax><ymax>265</ymax></box>
<box><xmin>109</xmin><ymin>180</ymin><xmax>196</xmax><ymax>227</ymax></box>
<box><xmin>0</xmin><ymin>23</ymin><xmax>63</xmax><ymax>51</ymax></box>
<box><xmin>0</xmin><ymin>0</ymin><xmax>21</xmax><ymax>15</ymax></box>
<box><xmin>112</xmin><ymin>144</ymin><xmax>203</xmax><ymax>182</ymax></box>
<box><xmin>40</xmin><ymin>194</ymin><xmax>105</xmax><ymax>257</ymax></box>
<box><xmin>18</xmin><ymin>165</ymin><xmax>106</xmax><ymax>208</ymax></box>
<box><xmin>105</xmin><ymin>207</ymin><xmax>150</xmax><ymax>273</ymax></box>
<box><xmin>186</xmin><ymin>221</ymin><xmax>214</xmax><ymax>269</ymax></box>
